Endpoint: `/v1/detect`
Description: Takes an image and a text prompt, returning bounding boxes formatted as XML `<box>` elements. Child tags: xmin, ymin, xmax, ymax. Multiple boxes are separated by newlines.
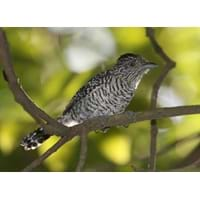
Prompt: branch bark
<box><xmin>75</xmin><ymin>133</ymin><xmax>88</xmax><ymax>172</ymax></box>
<box><xmin>22</xmin><ymin>106</ymin><xmax>200</xmax><ymax>171</ymax></box>
<box><xmin>173</xmin><ymin>142</ymin><xmax>200</xmax><ymax>171</ymax></box>
<box><xmin>146</xmin><ymin>27</ymin><xmax>176</xmax><ymax>171</ymax></box>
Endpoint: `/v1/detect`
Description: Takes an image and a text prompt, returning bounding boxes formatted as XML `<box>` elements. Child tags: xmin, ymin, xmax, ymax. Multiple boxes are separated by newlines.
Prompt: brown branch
<box><xmin>173</xmin><ymin>158</ymin><xmax>200</xmax><ymax>171</ymax></box>
<box><xmin>137</xmin><ymin>132</ymin><xmax>200</xmax><ymax>161</ymax></box>
<box><xmin>158</xmin><ymin>132</ymin><xmax>200</xmax><ymax>157</ymax></box>
<box><xmin>75</xmin><ymin>133</ymin><xmax>88</xmax><ymax>172</ymax></box>
<box><xmin>172</xmin><ymin>142</ymin><xmax>200</xmax><ymax>171</ymax></box>
<box><xmin>170</xmin><ymin>145</ymin><xmax>200</xmax><ymax>171</ymax></box>
<box><xmin>0</xmin><ymin>28</ymin><xmax>69</xmax><ymax>136</ymax></box>
<box><xmin>22</xmin><ymin>105</ymin><xmax>200</xmax><ymax>171</ymax></box>
<box><xmin>146</xmin><ymin>27</ymin><xmax>176</xmax><ymax>171</ymax></box>
<box><xmin>173</xmin><ymin>159</ymin><xmax>200</xmax><ymax>172</ymax></box>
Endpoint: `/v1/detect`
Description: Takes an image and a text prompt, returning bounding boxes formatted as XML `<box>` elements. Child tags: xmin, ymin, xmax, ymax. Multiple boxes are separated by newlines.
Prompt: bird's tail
<box><xmin>20</xmin><ymin>127</ymin><xmax>50</xmax><ymax>151</ymax></box>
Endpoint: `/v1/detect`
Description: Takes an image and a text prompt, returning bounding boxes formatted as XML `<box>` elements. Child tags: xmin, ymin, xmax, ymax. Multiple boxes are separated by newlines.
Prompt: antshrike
<box><xmin>21</xmin><ymin>53</ymin><xmax>157</xmax><ymax>150</ymax></box>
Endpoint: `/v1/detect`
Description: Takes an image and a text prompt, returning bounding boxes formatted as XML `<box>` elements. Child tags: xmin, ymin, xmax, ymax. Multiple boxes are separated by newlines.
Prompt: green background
<box><xmin>0</xmin><ymin>28</ymin><xmax>200</xmax><ymax>171</ymax></box>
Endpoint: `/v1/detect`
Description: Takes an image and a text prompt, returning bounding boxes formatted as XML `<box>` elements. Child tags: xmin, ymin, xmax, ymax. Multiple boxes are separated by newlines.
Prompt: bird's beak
<box><xmin>144</xmin><ymin>62</ymin><xmax>157</xmax><ymax>69</ymax></box>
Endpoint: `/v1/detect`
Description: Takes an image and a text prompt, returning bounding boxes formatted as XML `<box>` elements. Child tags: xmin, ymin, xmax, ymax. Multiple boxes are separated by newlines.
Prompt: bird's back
<box><xmin>59</xmin><ymin>67</ymin><xmax>135</xmax><ymax>127</ymax></box>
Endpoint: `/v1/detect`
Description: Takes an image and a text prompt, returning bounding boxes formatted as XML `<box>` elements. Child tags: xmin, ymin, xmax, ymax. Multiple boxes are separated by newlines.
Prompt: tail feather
<box><xmin>20</xmin><ymin>127</ymin><xmax>50</xmax><ymax>151</ymax></box>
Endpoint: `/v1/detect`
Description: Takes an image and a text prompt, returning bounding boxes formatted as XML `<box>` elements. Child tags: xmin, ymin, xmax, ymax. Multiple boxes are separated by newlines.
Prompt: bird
<box><xmin>20</xmin><ymin>53</ymin><xmax>157</xmax><ymax>151</ymax></box>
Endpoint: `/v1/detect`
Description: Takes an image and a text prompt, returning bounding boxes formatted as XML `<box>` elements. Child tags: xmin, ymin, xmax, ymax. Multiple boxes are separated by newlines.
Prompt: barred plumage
<box><xmin>21</xmin><ymin>53</ymin><xmax>156</xmax><ymax>150</ymax></box>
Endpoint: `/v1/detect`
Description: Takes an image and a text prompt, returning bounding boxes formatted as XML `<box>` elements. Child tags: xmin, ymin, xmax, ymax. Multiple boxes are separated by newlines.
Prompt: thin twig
<box><xmin>146</xmin><ymin>27</ymin><xmax>176</xmax><ymax>171</ymax></box>
<box><xmin>137</xmin><ymin>132</ymin><xmax>200</xmax><ymax>161</ymax></box>
<box><xmin>76</xmin><ymin>133</ymin><xmax>88</xmax><ymax>172</ymax></box>
<box><xmin>173</xmin><ymin>158</ymin><xmax>200</xmax><ymax>171</ymax></box>
<box><xmin>172</xmin><ymin>142</ymin><xmax>200</xmax><ymax>171</ymax></box>
<box><xmin>158</xmin><ymin>132</ymin><xmax>200</xmax><ymax>157</ymax></box>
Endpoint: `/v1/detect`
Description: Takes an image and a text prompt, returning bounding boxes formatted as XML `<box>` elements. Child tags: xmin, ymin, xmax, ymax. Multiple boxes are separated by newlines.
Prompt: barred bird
<box><xmin>20</xmin><ymin>53</ymin><xmax>156</xmax><ymax>150</ymax></box>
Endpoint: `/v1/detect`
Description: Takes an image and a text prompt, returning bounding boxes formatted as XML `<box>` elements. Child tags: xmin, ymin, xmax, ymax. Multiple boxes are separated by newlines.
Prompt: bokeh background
<box><xmin>0</xmin><ymin>27</ymin><xmax>200</xmax><ymax>171</ymax></box>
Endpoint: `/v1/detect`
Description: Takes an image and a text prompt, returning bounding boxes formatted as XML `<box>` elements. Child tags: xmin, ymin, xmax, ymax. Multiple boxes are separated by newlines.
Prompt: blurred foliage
<box><xmin>0</xmin><ymin>27</ymin><xmax>200</xmax><ymax>171</ymax></box>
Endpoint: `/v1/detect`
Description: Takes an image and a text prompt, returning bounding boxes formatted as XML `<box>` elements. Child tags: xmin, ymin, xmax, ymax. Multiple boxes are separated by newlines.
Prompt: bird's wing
<box><xmin>62</xmin><ymin>69</ymin><xmax>112</xmax><ymax>115</ymax></box>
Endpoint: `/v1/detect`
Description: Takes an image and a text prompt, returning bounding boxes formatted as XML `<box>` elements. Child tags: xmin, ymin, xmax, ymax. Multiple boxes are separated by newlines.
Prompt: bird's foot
<box><xmin>95</xmin><ymin>127</ymin><xmax>110</xmax><ymax>134</ymax></box>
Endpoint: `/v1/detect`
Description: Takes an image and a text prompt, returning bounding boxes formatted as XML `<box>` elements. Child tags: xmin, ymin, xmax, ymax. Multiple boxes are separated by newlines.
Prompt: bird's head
<box><xmin>114</xmin><ymin>53</ymin><xmax>157</xmax><ymax>87</ymax></box>
<box><xmin>116</xmin><ymin>53</ymin><xmax>157</xmax><ymax>72</ymax></box>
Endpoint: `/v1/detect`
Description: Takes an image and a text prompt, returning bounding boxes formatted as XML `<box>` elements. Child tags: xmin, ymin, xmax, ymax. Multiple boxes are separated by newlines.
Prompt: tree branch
<box><xmin>137</xmin><ymin>132</ymin><xmax>200</xmax><ymax>160</ymax></box>
<box><xmin>1</xmin><ymin>28</ymin><xmax>200</xmax><ymax>172</ymax></box>
<box><xmin>22</xmin><ymin>105</ymin><xmax>200</xmax><ymax>171</ymax></box>
<box><xmin>158</xmin><ymin>132</ymin><xmax>200</xmax><ymax>157</ymax></box>
<box><xmin>173</xmin><ymin>157</ymin><xmax>200</xmax><ymax>171</ymax></box>
<box><xmin>75</xmin><ymin>133</ymin><xmax>88</xmax><ymax>172</ymax></box>
<box><xmin>0</xmin><ymin>28</ymin><xmax>70</xmax><ymax>136</ymax></box>
<box><xmin>146</xmin><ymin>27</ymin><xmax>176</xmax><ymax>171</ymax></box>
<box><xmin>172</xmin><ymin>142</ymin><xmax>200</xmax><ymax>171</ymax></box>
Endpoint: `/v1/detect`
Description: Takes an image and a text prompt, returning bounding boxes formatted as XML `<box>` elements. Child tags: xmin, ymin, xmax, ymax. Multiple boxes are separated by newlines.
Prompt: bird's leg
<box><xmin>101</xmin><ymin>127</ymin><xmax>110</xmax><ymax>133</ymax></box>
<box><xmin>115</xmin><ymin>124</ymin><xmax>129</xmax><ymax>129</ymax></box>
<box><xmin>122</xmin><ymin>124</ymin><xmax>129</xmax><ymax>128</ymax></box>
<box><xmin>95</xmin><ymin>127</ymin><xmax>110</xmax><ymax>134</ymax></box>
